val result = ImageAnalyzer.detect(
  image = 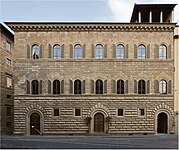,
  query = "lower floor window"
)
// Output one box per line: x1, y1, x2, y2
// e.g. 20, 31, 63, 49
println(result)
75, 109, 81, 116
54, 108, 59, 116
7, 122, 11, 127
139, 108, 145, 116
117, 109, 124, 116
7, 94, 12, 99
